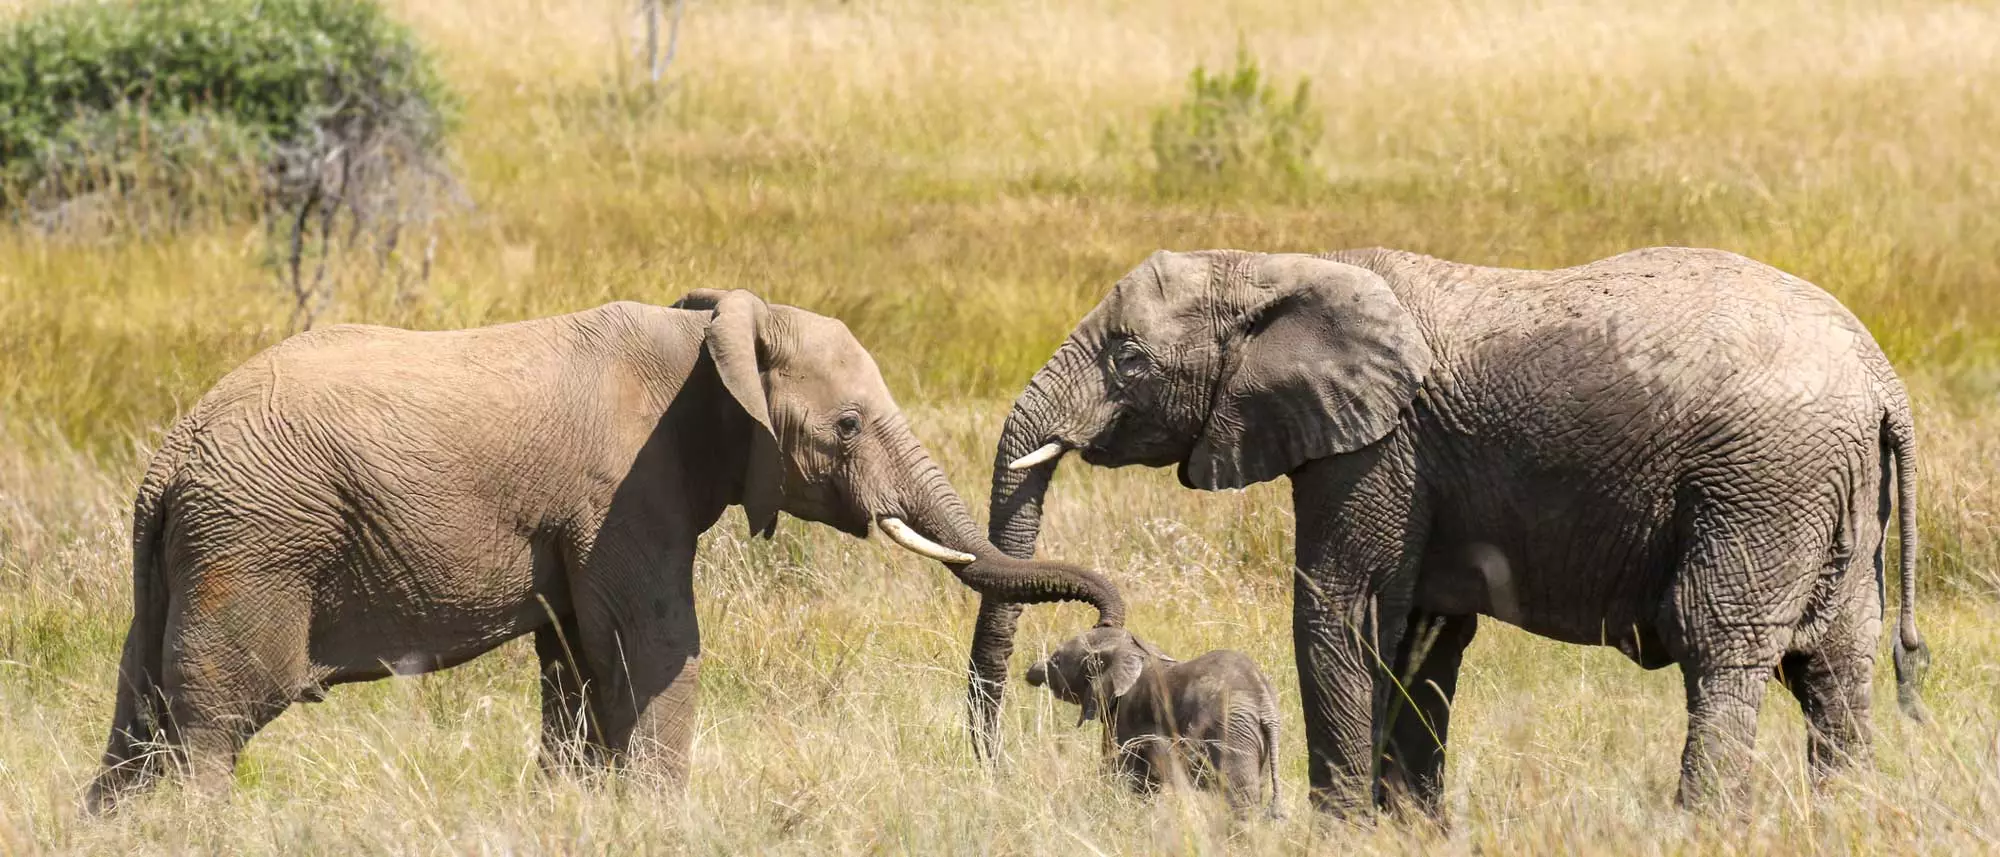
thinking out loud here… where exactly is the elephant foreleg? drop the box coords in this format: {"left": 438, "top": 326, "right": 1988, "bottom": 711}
{"left": 1293, "top": 572, "right": 1378, "bottom": 816}
{"left": 571, "top": 548, "right": 702, "bottom": 791}
{"left": 1378, "top": 611, "right": 1476, "bottom": 820}
{"left": 535, "top": 616, "right": 605, "bottom": 774}
{"left": 1290, "top": 439, "right": 1429, "bottom": 818}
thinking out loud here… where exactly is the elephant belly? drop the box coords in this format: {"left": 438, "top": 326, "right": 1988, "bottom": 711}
{"left": 1416, "top": 541, "right": 1519, "bottom": 622}
{"left": 312, "top": 601, "right": 551, "bottom": 684}
{"left": 309, "top": 530, "right": 572, "bottom": 684}
{"left": 1417, "top": 537, "right": 1677, "bottom": 668}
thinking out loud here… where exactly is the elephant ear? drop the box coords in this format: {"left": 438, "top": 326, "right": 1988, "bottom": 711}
{"left": 675, "top": 289, "right": 783, "bottom": 539}
{"left": 1078, "top": 633, "right": 1149, "bottom": 725}
{"left": 1183, "top": 254, "right": 1433, "bottom": 490}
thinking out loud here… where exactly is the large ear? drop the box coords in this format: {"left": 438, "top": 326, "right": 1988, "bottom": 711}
{"left": 1183, "top": 254, "right": 1432, "bottom": 490}
{"left": 676, "top": 289, "right": 782, "bottom": 538}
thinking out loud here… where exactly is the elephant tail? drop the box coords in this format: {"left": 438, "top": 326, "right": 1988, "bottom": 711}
{"left": 1260, "top": 709, "right": 1283, "bottom": 818}
{"left": 84, "top": 431, "right": 184, "bottom": 814}
{"left": 1883, "top": 406, "right": 1930, "bottom": 723}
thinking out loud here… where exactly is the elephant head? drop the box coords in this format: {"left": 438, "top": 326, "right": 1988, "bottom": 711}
{"left": 670, "top": 289, "right": 1126, "bottom": 642}
{"left": 975, "top": 251, "right": 1432, "bottom": 751}
{"left": 1025, "top": 627, "right": 1174, "bottom": 726}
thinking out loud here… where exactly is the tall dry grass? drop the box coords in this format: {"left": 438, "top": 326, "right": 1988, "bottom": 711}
{"left": 2, "top": 0, "right": 1998, "bottom": 852}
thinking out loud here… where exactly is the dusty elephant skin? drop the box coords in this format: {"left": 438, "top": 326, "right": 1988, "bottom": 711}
{"left": 980, "top": 247, "right": 1929, "bottom": 817}
{"left": 84, "top": 289, "right": 1123, "bottom": 814}
{"left": 1026, "top": 628, "right": 1281, "bottom": 816}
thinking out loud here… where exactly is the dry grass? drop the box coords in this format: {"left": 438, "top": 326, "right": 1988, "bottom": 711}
{"left": 2, "top": 0, "right": 1998, "bottom": 852}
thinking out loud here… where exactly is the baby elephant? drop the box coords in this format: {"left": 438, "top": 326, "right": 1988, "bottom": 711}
{"left": 1026, "top": 627, "right": 1280, "bottom": 815}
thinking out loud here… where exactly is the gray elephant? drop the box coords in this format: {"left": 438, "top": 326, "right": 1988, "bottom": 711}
{"left": 1026, "top": 627, "right": 1280, "bottom": 815}
{"left": 973, "top": 247, "right": 1928, "bottom": 815}
{"left": 85, "top": 289, "right": 1124, "bottom": 813}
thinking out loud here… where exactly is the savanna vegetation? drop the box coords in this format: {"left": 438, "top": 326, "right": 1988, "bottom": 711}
{"left": 1, "top": 0, "right": 1996, "bottom": 852}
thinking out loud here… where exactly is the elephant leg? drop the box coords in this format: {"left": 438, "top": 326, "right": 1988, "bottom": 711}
{"left": 1290, "top": 444, "right": 1429, "bottom": 818}
{"left": 1378, "top": 611, "right": 1477, "bottom": 819}
{"left": 160, "top": 591, "right": 305, "bottom": 796}
{"left": 535, "top": 615, "right": 604, "bottom": 774}
{"left": 1779, "top": 647, "right": 1874, "bottom": 782}
{"left": 1216, "top": 734, "right": 1265, "bottom": 816}
{"left": 1780, "top": 575, "right": 1881, "bottom": 783}
{"left": 570, "top": 543, "right": 701, "bottom": 790}
{"left": 1677, "top": 663, "right": 1771, "bottom": 809}
{"left": 1293, "top": 572, "right": 1379, "bottom": 817}
{"left": 1669, "top": 510, "right": 1799, "bottom": 809}
{"left": 1783, "top": 498, "right": 1886, "bottom": 784}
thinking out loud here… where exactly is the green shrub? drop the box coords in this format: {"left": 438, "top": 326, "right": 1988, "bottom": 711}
{"left": 1148, "top": 48, "right": 1322, "bottom": 193}
{"left": 0, "top": 0, "right": 455, "bottom": 225}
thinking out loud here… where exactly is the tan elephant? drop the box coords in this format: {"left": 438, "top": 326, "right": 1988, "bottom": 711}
{"left": 85, "top": 289, "right": 1123, "bottom": 813}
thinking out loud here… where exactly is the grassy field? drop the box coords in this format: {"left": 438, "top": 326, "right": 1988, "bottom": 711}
{"left": 3, "top": 0, "right": 1999, "bottom": 852}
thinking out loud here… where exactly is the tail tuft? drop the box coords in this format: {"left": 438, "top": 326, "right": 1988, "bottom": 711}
{"left": 1894, "top": 637, "right": 1932, "bottom": 723}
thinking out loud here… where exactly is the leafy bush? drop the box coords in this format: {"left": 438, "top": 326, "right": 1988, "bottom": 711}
{"left": 1148, "top": 48, "right": 1322, "bottom": 193}
{"left": 0, "top": 0, "right": 455, "bottom": 231}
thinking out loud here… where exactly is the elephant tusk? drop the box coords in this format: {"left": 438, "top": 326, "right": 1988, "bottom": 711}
{"left": 878, "top": 517, "right": 977, "bottom": 564}
{"left": 1007, "top": 442, "right": 1065, "bottom": 470}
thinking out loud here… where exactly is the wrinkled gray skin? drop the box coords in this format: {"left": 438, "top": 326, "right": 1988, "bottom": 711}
{"left": 1027, "top": 628, "right": 1281, "bottom": 816}
{"left": 85, "top": 289, "right": 1123, "bottom": 814}
{"left": 981, "top": 248, "right": 1929, "bottom": 816}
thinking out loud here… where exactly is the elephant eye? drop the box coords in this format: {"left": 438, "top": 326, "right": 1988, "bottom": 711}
{"left": 835, "top": 413, "right": 862, "bottom": 439}
{"left": 1111, "top": 342, "right": 1148, "bottom": 378}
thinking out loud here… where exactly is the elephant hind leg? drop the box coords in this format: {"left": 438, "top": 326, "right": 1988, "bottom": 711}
{"left": 159, "top": 592, "right": 307, "bottom": 797}
{"left": 536, "top": 615, "right": 607, "bottom": 774}
{"left": 1213, "top": 732, "right": 1268, "bottom": 817}
{"left": 1780, "top": 576, "right": 1881, "bottom": 784}
{"left": 1668, "top": 503, "right": 1813, "bottom": 809}
{"left": 1676, "top": 662, "right": 1772, "bottom": 810}
{"left": 1779, "top": 648, "right": 1874, "bottom": 782}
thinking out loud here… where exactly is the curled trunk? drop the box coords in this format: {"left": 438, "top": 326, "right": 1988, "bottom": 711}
{"left": 873, "top": 427, "right": 1121, "bottom": 765}
{"left": 885, "top": 432, "right": 1116, "bottom": 612}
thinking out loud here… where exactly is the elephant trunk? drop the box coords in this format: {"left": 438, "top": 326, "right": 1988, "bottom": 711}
{"left": 967, "top": 347, "right": 1093, "bottom": 761}
{"left": 880, "top": 428, "right": 1121, "bottom": 762}
{"left": 877, "top": 422, "right": 1122, "bottom": 621}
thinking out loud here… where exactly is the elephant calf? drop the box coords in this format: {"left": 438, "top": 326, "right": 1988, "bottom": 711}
{"left": 1027, "top": 627, "right": 1280, "bottom": 816}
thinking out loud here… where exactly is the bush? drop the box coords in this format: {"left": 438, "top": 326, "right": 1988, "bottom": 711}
{"left": 0, "top": 0, "right": 455, "bottom": 230}
{"left": 1148, "top": 48, "right": 1322, "bottom": 193}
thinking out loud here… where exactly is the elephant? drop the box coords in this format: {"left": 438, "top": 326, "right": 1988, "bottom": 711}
{"left": 1026, "top": 627, "right": 1281, "bottom": 816}
{"left": 973, "top": 247, "right": 1929, "bottom": 816}
{"left": 84, "top": 289, "right": 1124, "bottom": 814}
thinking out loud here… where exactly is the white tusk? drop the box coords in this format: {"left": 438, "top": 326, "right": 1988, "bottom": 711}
{"left": 1007, "top": 442, "right": 1065, "bottom": 470}
{"left": 878, "top": 517, "right": 976, "bottom": 564}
